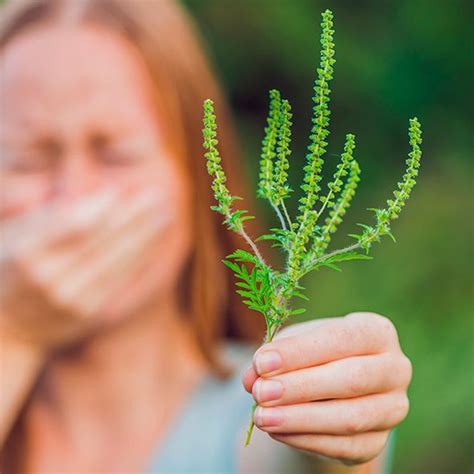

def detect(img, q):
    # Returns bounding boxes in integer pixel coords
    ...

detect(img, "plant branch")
[281,201,293,230]
[271,203,287,231]
[238,226,266,265]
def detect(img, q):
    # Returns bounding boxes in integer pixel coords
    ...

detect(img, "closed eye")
[98,146,141,166]
[1,142,60,173]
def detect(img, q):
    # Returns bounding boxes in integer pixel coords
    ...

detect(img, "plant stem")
[244,322,281,447]
[244,402,257,447]
[322,241,360,260]
[281,201,293,230]
[271,202,287,231]
[239,226,266,265]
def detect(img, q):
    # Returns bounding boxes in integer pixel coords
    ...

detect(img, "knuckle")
[295,374,315,401]
[346,311,379,323]
[329,324,353,352]
[375,315,398,343]
[347,432,388,465]
[347,363,370,396]
[336,436,362,464]
[363,312,398,345]
[374,431,390,456]
[339,432,388,465]
[386,352,413,388]
[371,312,395,331]
[345,406,368,434]
[349,311,395,331]
[394,393,410,423]
[400,354,413,386]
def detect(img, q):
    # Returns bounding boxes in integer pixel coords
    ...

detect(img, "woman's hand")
[0,187,165,351]
[242,312,412,466]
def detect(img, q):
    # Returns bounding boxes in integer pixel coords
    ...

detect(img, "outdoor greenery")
[190,0,472,471]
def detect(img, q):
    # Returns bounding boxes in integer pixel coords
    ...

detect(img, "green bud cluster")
[297,9,335,226]
[203,99,253,233]
[258,89,281,200]
[273,98,293,203]
[355,118,423,251]
[257,89,293,232]
[203,99,233,215]
[314,145,360,255]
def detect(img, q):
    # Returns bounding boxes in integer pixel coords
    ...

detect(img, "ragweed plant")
[202,9,422,446]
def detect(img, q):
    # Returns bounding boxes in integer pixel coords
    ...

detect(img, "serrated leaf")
[251,267,257,289]
[290,308,306,315]
[236,289,256,298]
[324,252,373,264]
[227,249,259,264]
[293,292,309,301]
[387,231,397,243]
[222,259,240,273]
[255,234,280,242]
[321,262,342,272]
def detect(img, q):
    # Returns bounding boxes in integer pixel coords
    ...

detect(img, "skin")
[243,315,412,466]
[0,24,208,472]
[0,23,412,472]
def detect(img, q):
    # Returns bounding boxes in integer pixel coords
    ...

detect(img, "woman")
[0,0,412,472]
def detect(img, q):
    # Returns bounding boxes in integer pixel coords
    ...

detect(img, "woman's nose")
[52,152,101,201]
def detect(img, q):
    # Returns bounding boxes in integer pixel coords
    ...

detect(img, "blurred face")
[0,24,193,322]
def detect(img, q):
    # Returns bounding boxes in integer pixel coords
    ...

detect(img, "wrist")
[0,318,46,445]
[0,315,48,359]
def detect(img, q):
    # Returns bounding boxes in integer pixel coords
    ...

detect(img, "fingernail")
[253,379,283,402]
[254,406,283,427]
[254,351,282,375]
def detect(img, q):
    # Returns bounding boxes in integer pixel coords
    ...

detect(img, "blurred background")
[185,0,473,472]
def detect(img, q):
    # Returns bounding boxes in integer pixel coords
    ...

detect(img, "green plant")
[202,9,422,446]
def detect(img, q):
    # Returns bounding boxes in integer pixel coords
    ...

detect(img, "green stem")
[271,202,287,231]
[244,323,280,447]
[281,201,293,230]
[244,402,257,447]
[239,226,266,265]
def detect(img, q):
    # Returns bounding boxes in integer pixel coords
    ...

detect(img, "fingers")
[32,190,162,281]
[271,319,330,341]
[242,365,258,393]
[78,214,164,316]
[252,352,412,406]
[269,430,390,466]
[1,188,117,258]
[51,196,167,317]
[252,313,400,377]
[253,391,409,435]
[2,188,167,321]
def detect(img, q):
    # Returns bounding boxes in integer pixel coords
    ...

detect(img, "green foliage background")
[185,0,473,472]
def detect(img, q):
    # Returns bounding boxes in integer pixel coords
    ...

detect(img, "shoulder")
[219,339,257,373]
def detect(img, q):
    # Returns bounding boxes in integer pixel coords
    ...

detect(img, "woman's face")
[0,24,193,322]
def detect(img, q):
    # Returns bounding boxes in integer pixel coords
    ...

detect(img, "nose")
[52,151,101,201]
